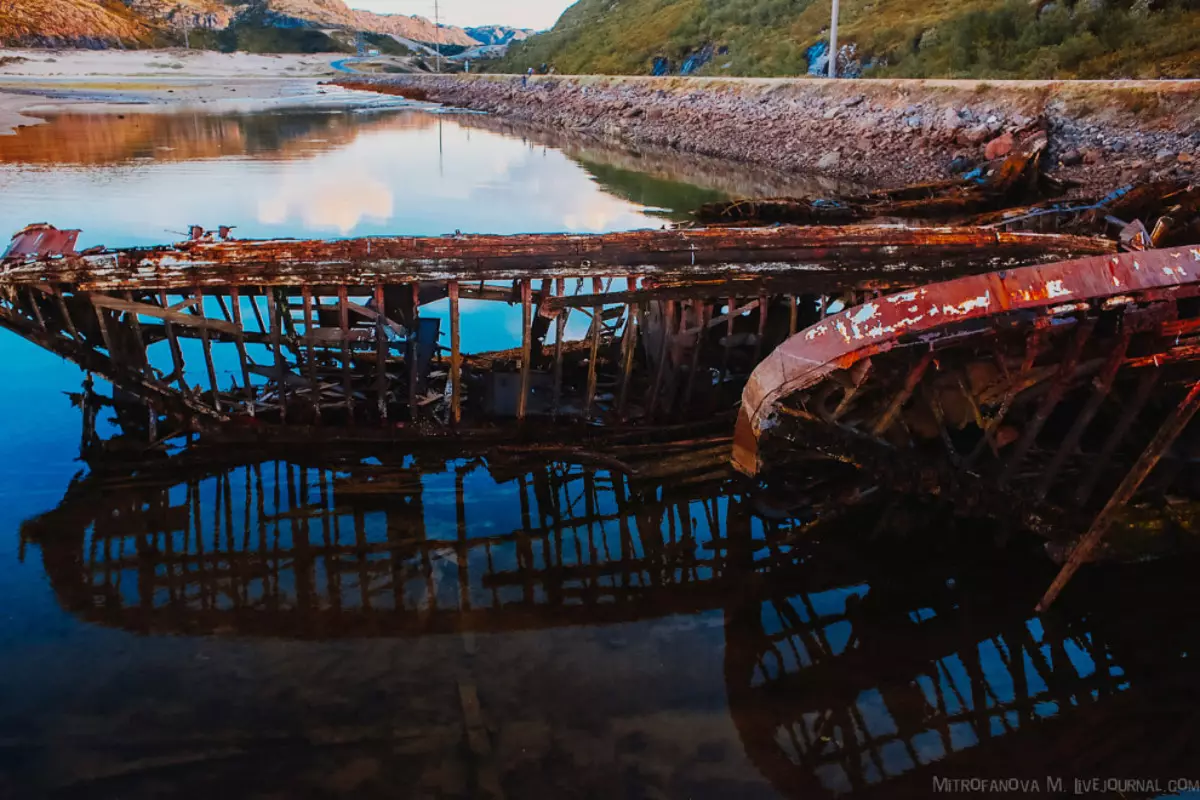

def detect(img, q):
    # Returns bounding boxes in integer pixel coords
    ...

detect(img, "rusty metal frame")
[733,245,1200,476]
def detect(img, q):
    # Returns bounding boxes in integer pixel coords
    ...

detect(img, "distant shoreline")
[0,48,349,135]
[335,73,1200,192]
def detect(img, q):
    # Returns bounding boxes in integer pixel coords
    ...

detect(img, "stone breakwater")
[337,74,1200,191]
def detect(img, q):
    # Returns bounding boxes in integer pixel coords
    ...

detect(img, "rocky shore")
[336,74,1200,192]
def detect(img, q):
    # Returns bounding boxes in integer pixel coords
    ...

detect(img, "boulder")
[984,132,1014,160]
[940,107,963,130]
[817,151,841,170]
[1060,149,1083,167]
[958,124,993,146]
[948,155,975,174]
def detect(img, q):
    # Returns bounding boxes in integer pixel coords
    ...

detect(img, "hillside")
[0,0,163,47]
[1,0,509,51]
[497,0,1200,79]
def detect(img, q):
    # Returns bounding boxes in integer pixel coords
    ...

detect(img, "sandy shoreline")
[0,48,353,135]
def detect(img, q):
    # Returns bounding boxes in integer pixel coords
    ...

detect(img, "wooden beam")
[552,277,565,416]
[684,302,710,411]
[266,289,288,423]
[409,283,420,419]
[648,300,674,420]
[449,280,462,425]
[302,286,321,422]
[338,285,354,421]
[374,283,389,421]
[518,278,532,422]
[193,289,222,413]
[9,226,1115,290]
[89,293,239,335]
[159,290,189,395]
[583,277,602,419]
[1038,378,1200,611]
[229,287,256,417]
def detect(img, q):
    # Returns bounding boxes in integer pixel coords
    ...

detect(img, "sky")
[348,0,574,30]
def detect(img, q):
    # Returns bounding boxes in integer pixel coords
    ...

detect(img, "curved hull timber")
[734,244,1200,606]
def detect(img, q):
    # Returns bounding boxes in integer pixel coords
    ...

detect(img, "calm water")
[0,105,1197,798]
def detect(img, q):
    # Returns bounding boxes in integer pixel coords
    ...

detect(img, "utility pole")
[434,0,442,74]
[828,0,839,78]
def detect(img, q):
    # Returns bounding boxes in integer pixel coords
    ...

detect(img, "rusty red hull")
[733,245,1200,476]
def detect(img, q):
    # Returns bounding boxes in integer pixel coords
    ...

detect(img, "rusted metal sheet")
[733,244,1200,478]
[3,223,79,260]
[0,224,1114,291]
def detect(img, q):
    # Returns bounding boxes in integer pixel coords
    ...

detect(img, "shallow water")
[0,105,1197,799]
[0,105,746,247]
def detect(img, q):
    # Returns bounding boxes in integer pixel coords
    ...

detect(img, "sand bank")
[0,48,353,135]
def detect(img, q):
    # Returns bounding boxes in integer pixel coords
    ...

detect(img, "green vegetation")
[363,32,414,56]
[189,24,353,53]
[495,0,1200,78]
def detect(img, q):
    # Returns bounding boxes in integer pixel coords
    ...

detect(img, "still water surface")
[0,105,1196,798]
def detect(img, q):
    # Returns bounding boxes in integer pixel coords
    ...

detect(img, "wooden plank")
[408,283,419,419]
[374,283,389,420]
[719,295,735,385]
[302,286,321,421]
[754,293,768,364]
[552,277,565,416]
[10,227,1116,290]
[89,293,239,335]
[159,290,189,394]
[449,280,462,425]
[617,289,640,418]
[1038,378,1200,611]
[194,290,222,412]
[684,302,711,411]
[648,300,674,420]
[123,291,151,376]
[91,297,117,367]
[338,285,354,420]
[54,288,78,340]
[517,278,532,422]
[229,287,256,417]
[583,277,602,419]
[266,289,288,423]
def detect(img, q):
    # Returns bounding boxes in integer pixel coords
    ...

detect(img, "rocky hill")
[0,0,162,47]
[497,0,1200,79]
[1,0,499,50]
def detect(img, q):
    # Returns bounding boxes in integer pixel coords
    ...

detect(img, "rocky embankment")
[337,74,1200,191]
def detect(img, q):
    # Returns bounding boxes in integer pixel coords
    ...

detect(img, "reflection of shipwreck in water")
[4,163,1200,606]
[20,417,1200,797]
[22,411,877,637]
[726,553,1200,798]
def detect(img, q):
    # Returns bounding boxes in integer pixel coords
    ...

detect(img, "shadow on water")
[10,391,1200,798]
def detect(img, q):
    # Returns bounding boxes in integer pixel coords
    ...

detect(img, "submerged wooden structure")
[3,213,1200,608]
[0,222,1109,440]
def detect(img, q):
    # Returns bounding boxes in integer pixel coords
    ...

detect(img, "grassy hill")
[495,0,1200,79]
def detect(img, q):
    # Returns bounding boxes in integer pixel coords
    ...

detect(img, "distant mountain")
[498,0,1200,79]
[251,0,474,45]
[464,26,533,46]
[0,0,162,47]
[0,0,532,53]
